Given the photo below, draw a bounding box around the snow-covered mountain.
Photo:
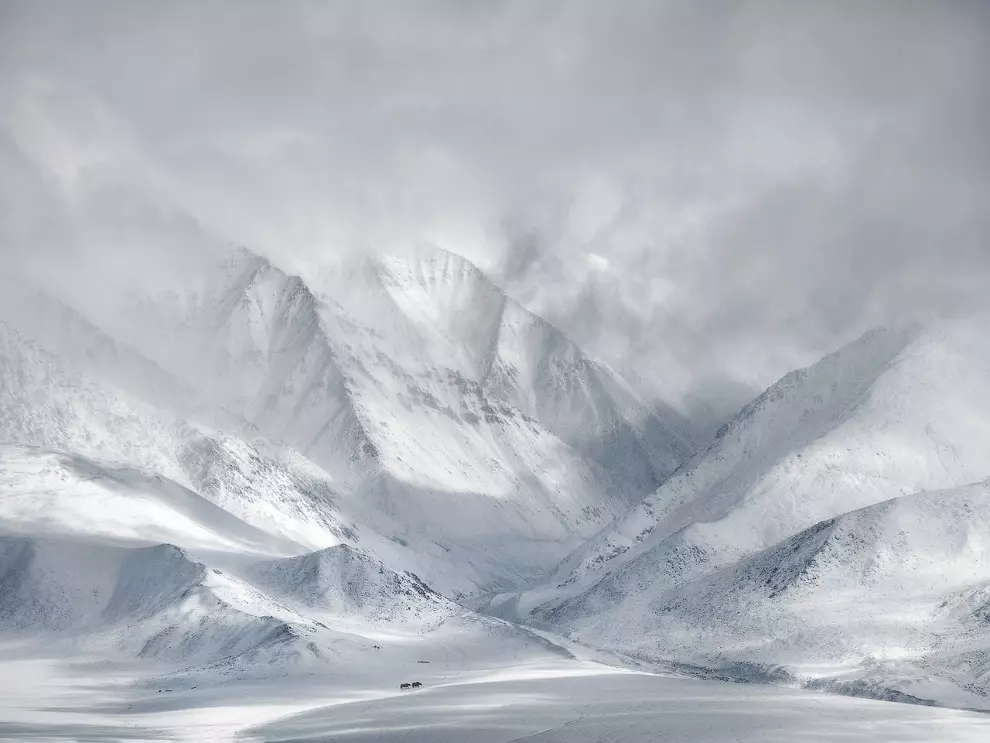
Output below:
[89,245,696,494]
[246,545,451,628]
[4,219,990,715]
[0,239,697,598]
[541,481,990,708]
[0,232,706,722]
[0,322,425,587]
[487,318,990,706]
[522,320,990,594]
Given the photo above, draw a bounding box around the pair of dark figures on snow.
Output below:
[399,681,423,690]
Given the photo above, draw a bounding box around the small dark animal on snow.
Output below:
[400,683,411,690]
[411,681,422,688]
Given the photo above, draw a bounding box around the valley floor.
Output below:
[3,640,989,743]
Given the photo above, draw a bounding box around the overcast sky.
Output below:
[1,1,988,422]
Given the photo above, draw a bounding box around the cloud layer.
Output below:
[1,1,987,423]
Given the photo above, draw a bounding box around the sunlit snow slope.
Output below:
[492,318,990,707]
[4,213,990,714]
[11,242,695,596]
[1,236,696,599]
[564,482,990,709]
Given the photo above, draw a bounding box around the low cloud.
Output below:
[1,1,987,423]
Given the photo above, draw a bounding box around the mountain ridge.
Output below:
[482,316,990,707]
[0,240,698,598]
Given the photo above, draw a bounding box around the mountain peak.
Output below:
[0,236,697,597]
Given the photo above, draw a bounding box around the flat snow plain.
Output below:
[3,645,990,742]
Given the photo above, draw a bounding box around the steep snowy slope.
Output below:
[87,244,695,491]
[549,482,990,708]
[482,318,990,706]
[515,319,990,608]
[368,248,697,489]
[0,447,297,556]
[295,248,698,591]
[0,316,577,595]
[32,242,695,595]
[0,321,394,573]
[0,258,679,597]
[0,319,193,479]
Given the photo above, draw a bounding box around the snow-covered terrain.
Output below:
[245,667,990,743]
[3,237,990,738]
[531,320,990,591]
[0,243,695,739]
[490,318,990,707]
[3,651,989,742]
[64,243,696,495]
[7,239,696,596]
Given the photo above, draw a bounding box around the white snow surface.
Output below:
[0,273,660,598]
[91,245,697,496]
[3,650,989,742]
[3,240,990,738]
[492,318,990,707]
[539,320,990,592]
[6,244,696,597]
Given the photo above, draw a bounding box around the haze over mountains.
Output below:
[2,235,697,596]
[2,230,990,737]
[1,2,988,739]
[0,239,697,738]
